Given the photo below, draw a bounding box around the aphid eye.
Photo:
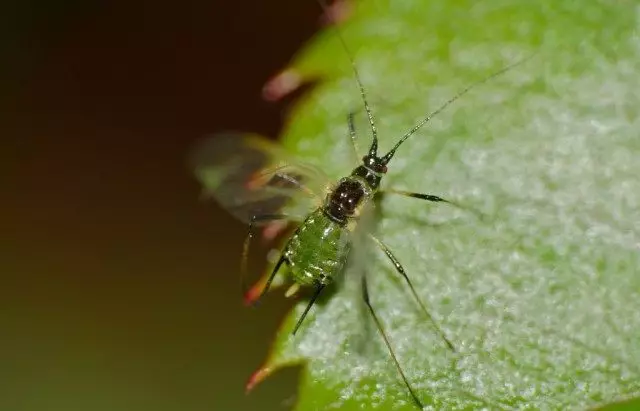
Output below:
[382,165,388,173]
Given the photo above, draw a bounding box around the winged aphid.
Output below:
[190,1,531,407]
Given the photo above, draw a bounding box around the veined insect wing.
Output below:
[188,133,329,224]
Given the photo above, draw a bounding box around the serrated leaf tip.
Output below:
[245,366,273,393]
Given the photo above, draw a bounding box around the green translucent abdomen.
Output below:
[285,209,351,286]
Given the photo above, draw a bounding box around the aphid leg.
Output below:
[384,189,454,205]
[370,234,456,352]
[252,255,287,306]
[347,111,361,160]
[360,275,424,410]
[242,214,289,304]
[292,283,326,335]
[383,189,483,219]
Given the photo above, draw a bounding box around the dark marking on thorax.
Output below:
[323,178,366,225]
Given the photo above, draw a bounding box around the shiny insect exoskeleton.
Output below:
[190,1,530,408]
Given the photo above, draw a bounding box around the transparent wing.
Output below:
[189,133,329,224]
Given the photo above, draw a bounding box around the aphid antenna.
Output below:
[380,53,536,165]
[317,0,535,165]
[315,0,379,157]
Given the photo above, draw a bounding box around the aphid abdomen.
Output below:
[285,209,351,286]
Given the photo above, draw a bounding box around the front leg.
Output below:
[383,189,453,204]
[382,189,483,219]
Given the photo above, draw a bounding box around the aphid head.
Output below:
[361,153,387,174]
[352,140,387,189]
[352,151,385,189]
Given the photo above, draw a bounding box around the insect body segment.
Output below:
[325,175,373,223]
[286,208,351,286]
[282,208,352,335]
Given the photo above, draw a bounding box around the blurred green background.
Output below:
[2,1,318,410]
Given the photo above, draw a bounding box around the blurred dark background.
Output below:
[2,1,321,410]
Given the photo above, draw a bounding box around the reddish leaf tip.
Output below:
[262,69,302,101]
[243,283,262,306]
[319,0,353,26]
[245,366,273,393]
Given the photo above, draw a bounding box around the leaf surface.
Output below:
[256,1,640,409]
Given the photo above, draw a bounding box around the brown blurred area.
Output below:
[1,1,320,410]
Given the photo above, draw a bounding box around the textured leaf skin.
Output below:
[253,0,640,410]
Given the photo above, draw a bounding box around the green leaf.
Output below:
[254,0,640,409]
